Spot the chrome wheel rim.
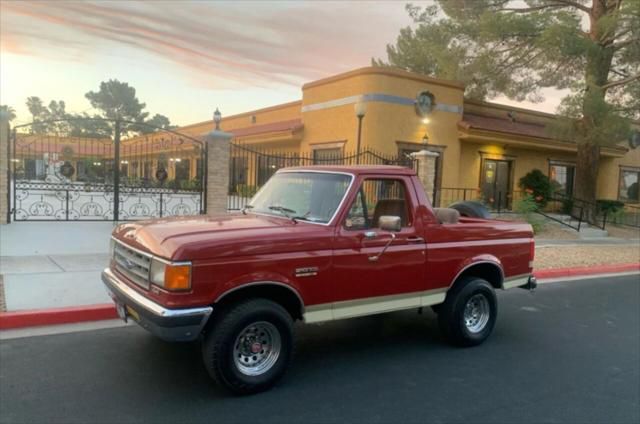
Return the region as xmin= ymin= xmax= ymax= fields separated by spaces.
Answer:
xmin=233 ymin=321 xmax=281 ymax=376
xmin=463 ymin=294 xmax=490 ymax=333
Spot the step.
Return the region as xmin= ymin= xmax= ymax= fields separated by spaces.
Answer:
xmin=578 ymin=228 xmax=609 ymax=239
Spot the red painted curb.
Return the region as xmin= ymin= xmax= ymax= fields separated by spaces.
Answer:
xmin=0 ymin=304 xmax=117 ymax=330
xmin=534 ymin=263 xmax=640 ymax=280
xmin=1 ymin=263 xmax=638 ymax=330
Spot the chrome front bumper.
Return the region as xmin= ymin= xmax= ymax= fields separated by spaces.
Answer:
xmin=102 ymin=267 xmax=212 ymax=342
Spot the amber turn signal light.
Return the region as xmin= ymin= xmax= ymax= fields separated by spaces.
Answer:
xmin=164 ymin=264 xmax=191 ymax=291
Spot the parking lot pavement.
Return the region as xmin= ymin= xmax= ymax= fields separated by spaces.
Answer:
xmin=1 ymin=275 xmax=639 ymax=424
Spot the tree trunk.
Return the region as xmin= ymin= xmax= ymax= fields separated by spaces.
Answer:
xmin=574 ymin=142 xmax=600 ymax=223
xmin=574 ymin=0 xmax=617 ymax=224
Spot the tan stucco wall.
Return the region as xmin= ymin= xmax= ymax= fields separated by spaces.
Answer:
xmin=299 ymin=67 xmax=465 ymax=186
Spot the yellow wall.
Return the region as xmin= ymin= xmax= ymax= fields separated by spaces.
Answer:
xmin=299 ymin=67 xmax=465 ymax=186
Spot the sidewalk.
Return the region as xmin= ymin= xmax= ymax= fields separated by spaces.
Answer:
xmin=0 ymin=253 xmax=111 ymax=312
xmin=0 ymin=222 xmax=116 ymax=312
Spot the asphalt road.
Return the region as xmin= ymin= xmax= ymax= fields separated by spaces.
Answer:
xmin=1 ymin=275 xmax=639 ymax=424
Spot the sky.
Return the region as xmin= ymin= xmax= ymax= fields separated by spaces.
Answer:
xmin=1 ymin=0 xmax=566 ymax=127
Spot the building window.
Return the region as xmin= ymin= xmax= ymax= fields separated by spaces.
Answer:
xmin=175 ymin=159 xmax=190 ymax=183
xmin=619 ymin=167 xmax=640 ymax=202
xmin=313 ymin=148 xmax=342 ymax=165
xmin=549 ymin=162 xmax=575 ymax=196
xmin=143 ymin=161 xmax=152 ymax=179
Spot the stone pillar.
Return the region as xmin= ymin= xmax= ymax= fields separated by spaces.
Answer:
xmin=204 ymin=129 xmax=232 ymax=215
xmin=0 ymin=112 xmax=9 ymax=224
xmin=411 ymin=149 xmax=440 ymax=205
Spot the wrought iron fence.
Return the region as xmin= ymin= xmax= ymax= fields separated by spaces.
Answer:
xmin=10 ymin=118 xmax=206 ymax=221
xmin=433 ymin=187 xmax=525 ymax=213
xmin=228 ymin=143 xmax=416 ymax=211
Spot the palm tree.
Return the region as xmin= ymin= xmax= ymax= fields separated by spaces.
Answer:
xmin=0 ymin=105 xmax=16 ymax=121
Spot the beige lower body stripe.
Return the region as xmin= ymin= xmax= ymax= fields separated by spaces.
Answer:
xmin=502 ymin=275 xmax=530 ymax=290
xmin=304 ymin=288 xmax=447 ymax=324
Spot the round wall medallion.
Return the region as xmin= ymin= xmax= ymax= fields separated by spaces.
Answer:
xmin=415 ymin=90 xmax=435 ymax=117
xmin=60 ymin=161 xmax=75 ymax=178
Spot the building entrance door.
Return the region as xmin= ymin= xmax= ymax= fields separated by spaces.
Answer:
xmin=481 ymin=159 xmax=511 ymax=210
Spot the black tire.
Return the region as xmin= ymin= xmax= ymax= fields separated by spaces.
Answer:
xmin=448 ymin=201 xmax=492 ymax=219
xmin=438 ymin=277 xmax=497 ymax=347
xmin=202 ymin=298 xmax=294 ymax=395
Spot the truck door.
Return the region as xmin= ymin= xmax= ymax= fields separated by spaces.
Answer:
xmin=331 ymin=175 xmax=427 ymax=319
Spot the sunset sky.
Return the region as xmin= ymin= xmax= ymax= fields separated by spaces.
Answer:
xmin=1 ymin=0 xmax=565 ymax=126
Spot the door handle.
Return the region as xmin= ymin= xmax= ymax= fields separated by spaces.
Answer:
xmin=406 ymin=236 xmax=425 ymax=243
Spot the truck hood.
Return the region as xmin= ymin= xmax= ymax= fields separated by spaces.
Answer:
xmin=112 ymin=213 xmax=331 ymax=261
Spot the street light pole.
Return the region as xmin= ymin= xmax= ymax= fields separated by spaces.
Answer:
xmin=354 ymin=101 xmax=367 ymax=164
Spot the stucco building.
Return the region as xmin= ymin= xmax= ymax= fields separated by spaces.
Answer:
xmin=172 ymin=66 xmax=639 ymax=208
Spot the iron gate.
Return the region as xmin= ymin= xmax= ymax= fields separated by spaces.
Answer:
xmin=228 ymin=143 xmax=416 ymax=211
xmin=10 ymin=118 xmax=207 ymax=221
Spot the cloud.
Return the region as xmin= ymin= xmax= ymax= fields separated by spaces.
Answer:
xmin=1 ymin=0 xmax=414 ymax=90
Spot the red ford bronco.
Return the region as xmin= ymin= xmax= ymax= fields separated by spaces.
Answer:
xmin=103 ymin=165 xmax=536 ymax=394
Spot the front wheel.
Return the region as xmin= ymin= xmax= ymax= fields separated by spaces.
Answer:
xmin=438 ymin=277 xmax=497 ymax=347
xmin=202 ymin=298 xmax=294 ymax=395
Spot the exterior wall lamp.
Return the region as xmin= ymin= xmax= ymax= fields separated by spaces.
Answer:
xmin=354 ymin=101 xmax=367 ymax=163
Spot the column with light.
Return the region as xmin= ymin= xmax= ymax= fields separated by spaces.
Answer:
xmin=354 ymin=101 xmax=367 ymax=164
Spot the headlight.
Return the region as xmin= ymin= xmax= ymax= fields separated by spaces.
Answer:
xmin=150 ymin=258 xmax=192 ymax=291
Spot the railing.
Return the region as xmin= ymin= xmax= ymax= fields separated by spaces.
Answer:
xmin=433 ymin=187 xmax=589 ymax=231
xmin=227 ymin=143 xmax=416 ymax=211
xmin=12 ymin=180 xmax=202 ymax=221
xmin=604 ymin=203 xmax=640 ymax=228
xmin=433 ymin=188 xmax=525 ymax=213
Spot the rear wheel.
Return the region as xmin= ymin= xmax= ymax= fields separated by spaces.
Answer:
xmin=438 ymin=277 xmax=497 ymax=347
xmin=202 ymin=298 xmax=294 ymax=395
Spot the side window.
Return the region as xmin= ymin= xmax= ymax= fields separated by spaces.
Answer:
xmin=344 ymin=179 xmax=411 ymax=230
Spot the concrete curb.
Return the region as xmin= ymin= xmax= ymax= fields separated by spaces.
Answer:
xmin=533 ymin=263 xmax=639 ymax=280
xmin=1 ymin=262 xmax=638 ymax=330
xmin=0 ymin=304 xmax=116 ymax=330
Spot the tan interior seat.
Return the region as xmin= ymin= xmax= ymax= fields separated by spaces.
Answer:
xmin=433 ymin=207 xmax=460 ymax=224
xmin=372 ymin=199 xmax=408 ymax=227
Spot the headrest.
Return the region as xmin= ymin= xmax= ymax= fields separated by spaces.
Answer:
xmin=433 ymin=207 xmax=460 ymax=224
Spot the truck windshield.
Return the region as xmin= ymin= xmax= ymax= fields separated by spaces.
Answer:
xmin=248 ymin=172 xmax=352 ymax=224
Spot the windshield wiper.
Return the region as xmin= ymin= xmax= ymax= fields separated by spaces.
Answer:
xmin=242 ymin=204 xmax=254 ymax=215
xmin=268 ymin=205 xmax=299 ymax=222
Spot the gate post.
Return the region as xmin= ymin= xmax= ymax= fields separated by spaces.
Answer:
xmin=204 ymin=128 xmax=232 ymax=215
xmin=411 ymin=150 xmax=439 ymax=206
xmin=0 ymin=111 xmax=9 ymax=224
xmin=113 ymin=120 xmax=121 ymax=221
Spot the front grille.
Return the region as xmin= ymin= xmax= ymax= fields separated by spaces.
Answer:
xmin=113 ymin=241 xmax=151 ymax=289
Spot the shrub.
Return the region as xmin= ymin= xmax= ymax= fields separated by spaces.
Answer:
xmin=514 ymin=193 xmax=545 ymax=234
xmin=596 ymin=199 xmax=624 ymax=214
xmin=518 ymin=169 xmax=553 ymax=207
xmin=236 ymin=184 xmax=259 ymax=198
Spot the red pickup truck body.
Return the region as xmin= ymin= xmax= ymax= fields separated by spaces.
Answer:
xmin=103 ymin=165 xmax=535 ymax=393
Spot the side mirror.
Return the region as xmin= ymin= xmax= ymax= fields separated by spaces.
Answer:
xmin=378 ymin=215 xmax=401 ymax=232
